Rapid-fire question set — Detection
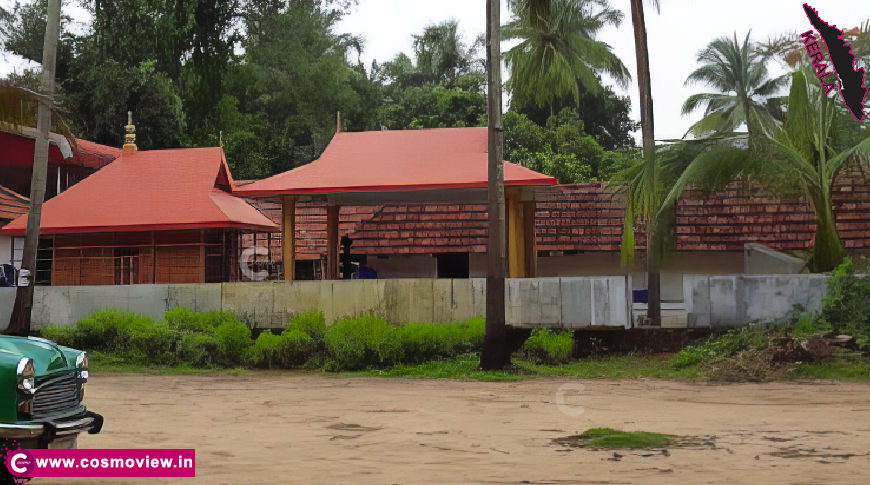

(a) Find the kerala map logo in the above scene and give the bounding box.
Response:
[801,3,868,121]
[1,440,31,485]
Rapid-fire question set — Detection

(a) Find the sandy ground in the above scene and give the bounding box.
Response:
[43,374,870,485]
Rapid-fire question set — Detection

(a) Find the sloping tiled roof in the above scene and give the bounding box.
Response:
[2,147,278,236]
[234,127,557,197]
[0,184,29,224]
[243,169,870,260]
[0,130,121,169]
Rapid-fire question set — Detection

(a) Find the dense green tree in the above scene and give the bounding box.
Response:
[377,19,483,92]
[504,107,632,183]
[62,58,184,149]
[0,0,75,79]
[504,0,630,111]
[513,82,638,150]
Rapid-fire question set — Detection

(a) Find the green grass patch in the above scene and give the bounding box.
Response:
[554,428,675,450]
[354,353,700,381]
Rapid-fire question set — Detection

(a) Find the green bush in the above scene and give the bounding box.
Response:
[127,321,178,365]
[165,307,238,333]
[214,320,252,366]
[176,332,221,367]
[670,325,774,369]
[398,319,487,363]
[324,315,403,370]
[523,329,573,364]
[286,311,327,344]
[670,345,710,369]
[74,308,155,351]
[793,311,832,340]
[40,325,83,348]
[821,258,870,350]
[246,330,314,368]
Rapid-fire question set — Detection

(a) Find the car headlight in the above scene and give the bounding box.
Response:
[76,352,89,383]
[17,358,35,394]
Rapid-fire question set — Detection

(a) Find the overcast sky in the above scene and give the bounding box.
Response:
[1,0,865,141]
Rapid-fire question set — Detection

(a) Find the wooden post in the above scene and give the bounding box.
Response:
[199,229,206,283]
[282,196,296,282]
[326,205,340,280]
[506,188,526,278]
[523,199,537,278]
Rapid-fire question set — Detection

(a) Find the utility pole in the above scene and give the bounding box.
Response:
[6,0,62,336]
[480,0,510,369]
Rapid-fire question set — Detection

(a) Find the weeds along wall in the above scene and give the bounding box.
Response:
[0,275,832,331]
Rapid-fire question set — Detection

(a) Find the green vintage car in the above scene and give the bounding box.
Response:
[0,336,102,449]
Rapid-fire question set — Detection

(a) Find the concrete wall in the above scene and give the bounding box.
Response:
[0,277,629,330]
[683,274,828,327]
[0,273,832,332]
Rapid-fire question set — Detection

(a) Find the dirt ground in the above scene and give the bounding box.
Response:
[46,374,870,485]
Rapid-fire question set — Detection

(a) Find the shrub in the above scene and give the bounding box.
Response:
[792,311,832,340]
[126,321,178,365]
[324,315,402,370]
[398,318,487,363]
[523,329,573,364]
[74,308,155,351]
[670,345,710,369]
[165,307,238,333]
[214,320,252,366]
[246,330,314,368]
[40,325,82,348]
[286,311,327,344]
[821,258,870,350]
[176,332,221,367]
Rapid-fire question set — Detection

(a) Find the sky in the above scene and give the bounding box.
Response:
[1,0,866,142]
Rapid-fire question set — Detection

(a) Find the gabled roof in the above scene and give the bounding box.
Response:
[2,147,278,236]
[234,127,558,197]
[0,184,29,224]
[0,129,121,169]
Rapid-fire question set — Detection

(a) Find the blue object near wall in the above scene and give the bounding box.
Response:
[632,288,649,304]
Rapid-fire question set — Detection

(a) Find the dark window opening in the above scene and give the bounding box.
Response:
[295,260,321,280]
[436,253,470,279]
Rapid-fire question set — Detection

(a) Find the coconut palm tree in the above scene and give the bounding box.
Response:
[681,32,789,141]
[660,69,870,273]
[504,0,631,111]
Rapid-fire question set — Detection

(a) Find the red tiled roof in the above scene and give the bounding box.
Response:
[2,147,278,236]
[242,169,870,259]
[0,130,120,169]
[234,128,557,197]
[0,184,29,223]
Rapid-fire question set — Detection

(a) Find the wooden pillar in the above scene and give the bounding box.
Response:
[282,196,296,282]
[523,200,537,278]
[506,188,526,278]
[506,189,537,278]
[199,229,206,283]
[326,205,340,280]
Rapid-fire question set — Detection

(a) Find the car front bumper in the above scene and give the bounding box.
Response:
[0,411,104,447]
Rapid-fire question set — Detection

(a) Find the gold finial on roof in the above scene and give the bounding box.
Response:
[123,111,137,155]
